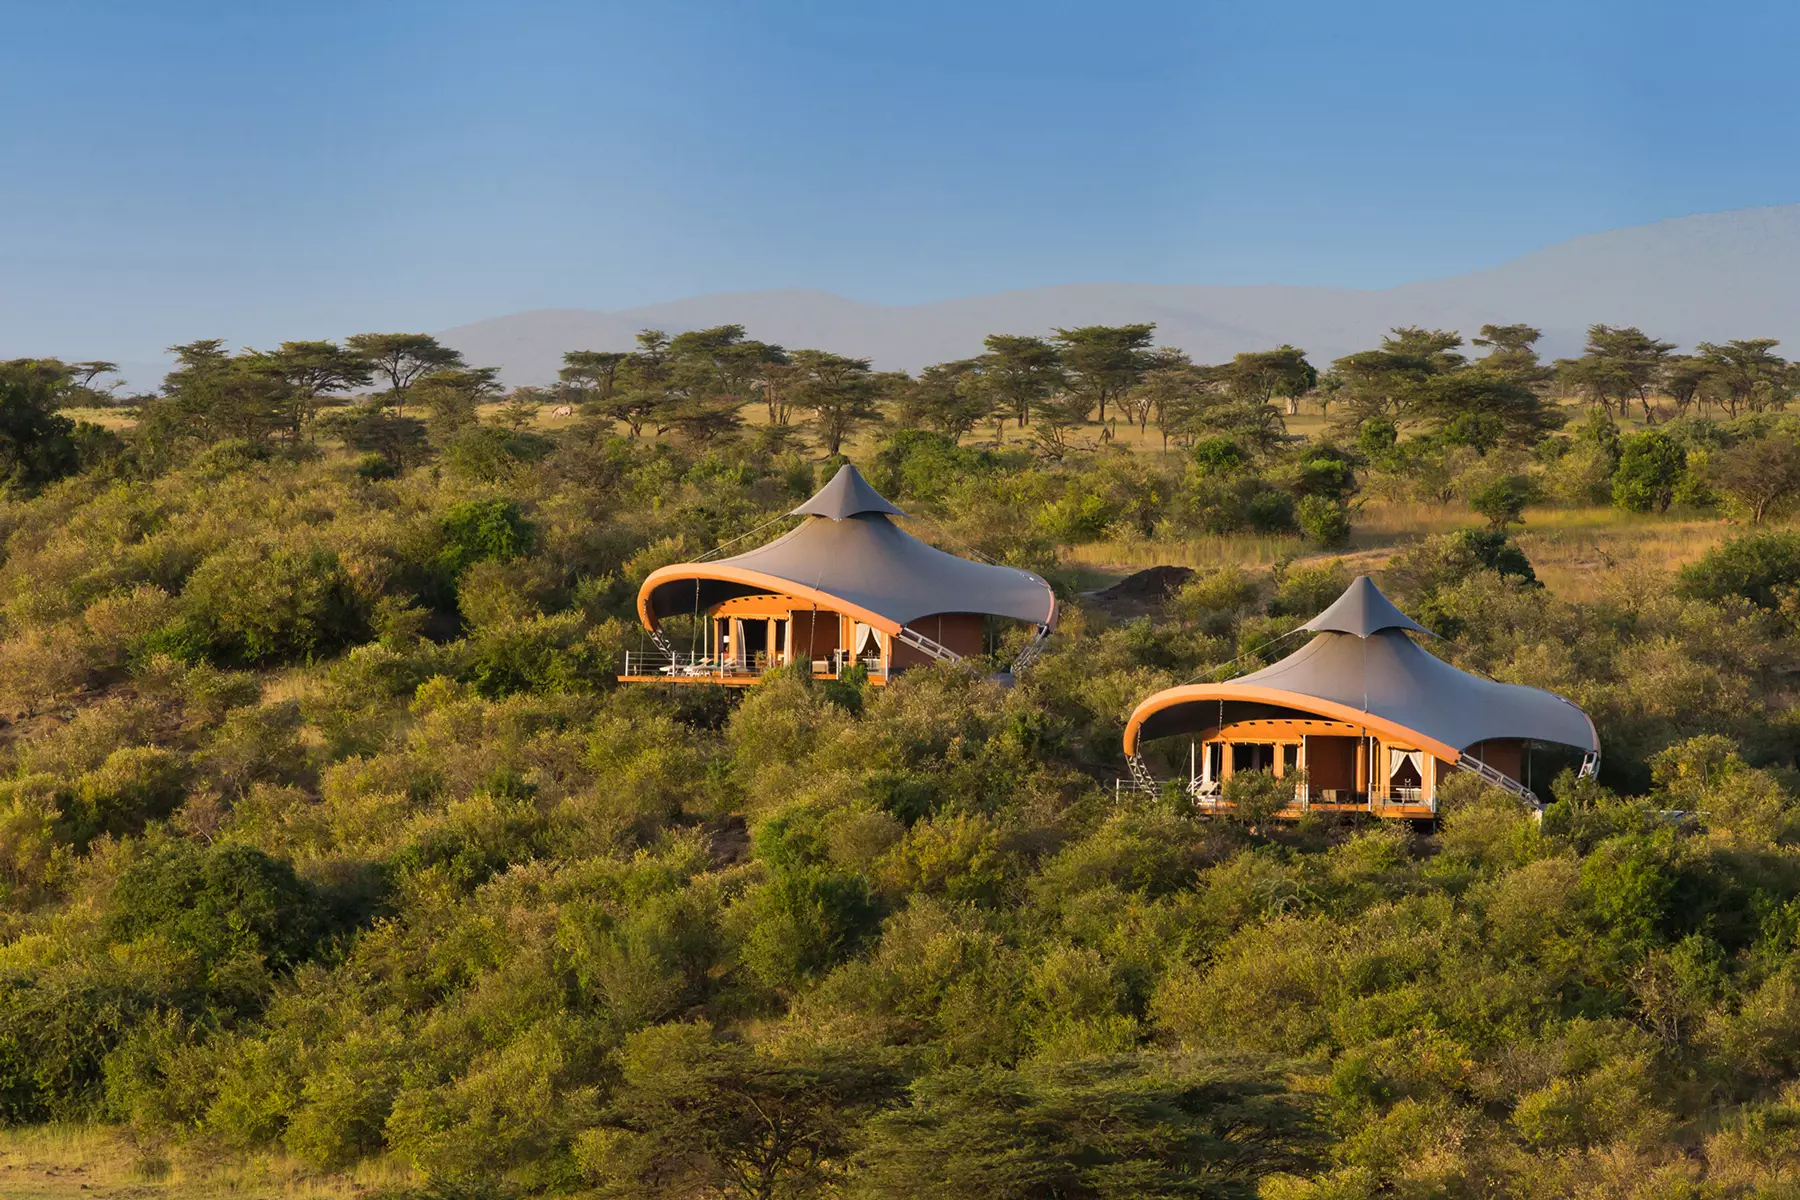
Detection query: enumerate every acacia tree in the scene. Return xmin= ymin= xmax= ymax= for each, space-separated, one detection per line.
xmin=1696 ymin=339 xmax=1789 ymax=416
xmin=585 ymin=1023 xmax=900 ymax=1200
xmin=1053 ymin=324 xmax=1155 ymax=424
xmin=414 ymin=367 xmax=503 ymax=441
xmin=0 ymin=359 xmax=86 ymax=487
xmin=344 ymin=333 xmax=464 ymax=418
xmin=789 ymin=350 xmax=879 ymax=455
xmin=1215 ymin=345 xmax=1317 ymax=416
xmin=979 ymin=334 xmax=1063 ymax=427
xmin=1413 ymin=371 xmax=1564 ymax=450
xmin=597 ymin=330 xmax=674 ymax=438
xmin=559 ymin=350 xmax=631 ymax=407
xmin=1330 ymin=328 xmax=1461 ymax=427
xmin=1663 ymin=356 xmax=1713 ymax=417
xmin=1471 ymin=323 xmax=1552 ymax=387
xmin=1555 ymin=325 xmax=1674 ymax=423
xmin=897 ymin=359 xmax=992 ymax=442
xmin=254 ymin=340 xmax=373 ymax=437
xmin=1712 ymin=434 xmax=1800 ymax=524
xmin=1133 ymin=363 xmax=1215 ymax=449
xmin=658 ymin=325 xmax=785 ymax=443
xmin=144 ymin=340 xmax=292 ymax=448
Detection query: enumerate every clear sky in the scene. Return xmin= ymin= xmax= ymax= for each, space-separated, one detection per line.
xmin=6 ymin=0 xmax=1800 ymax=361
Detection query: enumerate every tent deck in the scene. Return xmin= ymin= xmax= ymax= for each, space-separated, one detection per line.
xmin=619 ymin=650 xmax=891 ymax=687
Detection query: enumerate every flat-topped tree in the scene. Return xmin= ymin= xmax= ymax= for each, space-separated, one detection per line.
xmin=896 ymin=359 xmax=991 ymax=443
xmin=344 ymin=333 xmax=464 ymax=418
xmin=1696 ymin=339 xmax=1789 ymax=416
xmin=1554 ymin=325 xmax=1674 ymax=424
xmin=1053 ymin=323 xmax=1155 ymax=424
xmin=1216 ymin=345 xmax=1317 ymax=417
xmin=980 ymin=334 xmax=1064 ymax=427
xmin=150 ymin=340 xmax=291 ymax=447
xmin=559 ymin=350 xmax=630 ymax=402
xmin=789 ymin=350 xmax=879 ymax=455
xmin=1472 ymin=323 xmax=1552 ymax=387
xmin=254 ymin=341 xmax=374 ymax=434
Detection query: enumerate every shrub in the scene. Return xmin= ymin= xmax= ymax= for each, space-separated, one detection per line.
xmin=1612 ymin=429 xmax=1686 ymax=513
xmin=1245 ymin=486 xmax=1298 ymax=534
xmin=107 ymin=841 xmax=326 ymax=981
xmin=736 ymin=861 xmax=881 ymax=993
xmin=1191 ymin=437 xmax=1247 ymax=475
xmin=1222 ymin=767 xmax=1294 ymax=828
xmin=438 ymin=497 xmax=535 ymax=578
xmin=161 ymin=538 xmax=369 ymax=667
xmin=1296 ymin=495 xmax=1351 ymax=547
xmin=1678 ymin=530 xmax=1800 ymax=611
xmin=1468 ymin=473 xmax=1537 ymax=529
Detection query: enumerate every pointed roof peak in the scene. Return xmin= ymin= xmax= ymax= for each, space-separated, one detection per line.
xmin=790 ymin=463 xmax=906 ymax=520
xmin=1302 ymin=574 xmax=1432 ymax=638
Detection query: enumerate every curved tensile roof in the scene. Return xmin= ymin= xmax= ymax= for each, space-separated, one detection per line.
xmin=1123 ymin=576 xmax=1598 ymax=763
xmin=638 ymin=465 xmax=1057 ymax=636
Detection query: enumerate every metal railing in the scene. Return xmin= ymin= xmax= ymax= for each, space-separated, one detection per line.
xmin=621 ymin=649 xmax=888 ymax=682
xmin=1113 ymin=774 xmax=1443 ymax=817
xmin=1453 ymin=755 xmax=1539 ymax=807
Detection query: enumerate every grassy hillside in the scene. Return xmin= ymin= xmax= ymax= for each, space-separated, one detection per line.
xmin=7 ymin=346 xmax=1800 ymax=1197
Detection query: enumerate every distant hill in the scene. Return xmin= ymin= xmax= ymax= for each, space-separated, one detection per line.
xmin=437 ymin=205 xmax=1800 ymax=385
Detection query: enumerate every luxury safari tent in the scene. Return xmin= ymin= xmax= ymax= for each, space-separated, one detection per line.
xmin=1122 ymin=575 xmax=1599 ymax=818
xmin=623 ymin=464 xmax=1057 ymax=685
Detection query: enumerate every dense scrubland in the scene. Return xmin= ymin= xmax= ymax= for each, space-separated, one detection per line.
xmin=5 ymin=319 xmax=1800 ymax=1198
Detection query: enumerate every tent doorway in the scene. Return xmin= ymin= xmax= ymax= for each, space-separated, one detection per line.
xmin=1388 ymin=748 xmax=1424 ymax=795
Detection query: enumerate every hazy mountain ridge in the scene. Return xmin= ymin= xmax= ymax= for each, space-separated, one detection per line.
xmin=88 ymin=205 xmax=1800 ymax=392
xmin=437 ymin=205 xmax=1800 ymax=386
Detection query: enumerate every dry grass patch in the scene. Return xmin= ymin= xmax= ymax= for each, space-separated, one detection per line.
xmin=0 ymin=1125 xmax=414 ymax=1200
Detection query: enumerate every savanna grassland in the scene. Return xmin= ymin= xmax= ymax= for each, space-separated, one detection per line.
xmin=5 ymin=320 xmax=1800 ymax=1200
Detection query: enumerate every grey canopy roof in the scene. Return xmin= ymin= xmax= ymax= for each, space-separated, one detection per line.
xmin=792 ymin=464 xmax=906 ymax=519
xmin=1303 ymin=574 xmax=1432 ymax=637
xmin=1128 ymin=576 xmax=1597 ymax=758
xmin=641 ymin=465 xmax=1056 ymax=631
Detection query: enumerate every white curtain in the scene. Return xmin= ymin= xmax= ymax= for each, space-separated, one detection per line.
xmin=853 ymin=622 xmax=881 ymax=657
xmin=1388 ymin=748 xmax=1424 ymax=779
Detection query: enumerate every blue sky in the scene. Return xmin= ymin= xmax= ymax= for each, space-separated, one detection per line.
xmin=5 ymin=0 xmax=1800 ymax=360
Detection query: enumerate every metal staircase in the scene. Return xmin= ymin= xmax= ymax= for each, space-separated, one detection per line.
xmin=1010 ymin=624 xmax=1051 ymax=675
xmin=1453 ymin=755 xmax=1540 ymax=807
xmin=1124 ymin=753 xmax=1159 ymax=793
xmin=892 ymin=626 xmax=961 ymax=664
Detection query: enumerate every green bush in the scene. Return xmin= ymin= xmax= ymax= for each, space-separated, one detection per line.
xmin=1296 ymin=495 xmax=1351 ymax=546
xmin=1678 ymin=530 xmax=1800 ymax=611
xmin=1612 ymin=429 xmax=1687 ymax=513
xmin=1469 ymin=473 xmax=1538 ymax=529
xmin=107 ymin=841 xmax=326 ymax=981
xmin=158 ymin=538 xmax=369 ymax=667
xmin=438 ymin=497 xmax=535 ymax=578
